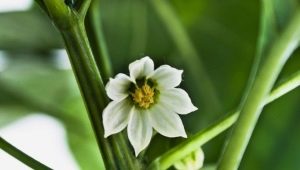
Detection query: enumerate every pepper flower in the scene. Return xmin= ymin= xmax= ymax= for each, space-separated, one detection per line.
xmin=103 ymin=56 xmax=197 ymax=156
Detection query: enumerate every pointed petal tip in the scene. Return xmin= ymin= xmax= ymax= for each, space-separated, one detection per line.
xmin=104 ymin=132 xmax=112 ymax=138
xmin=127 ymin=108 xmax=152 ymax=158
xmin=104 ymin=134 xmax=109 ymax=138
xmin=181 ymin=131 xmax=188 ymax=138
xmin=160 ymin=88 xmax=198 ymax=114
xmin=192 ymin=105 xmax=198 ymax=112
xmin=133 ymin=144 xmax=149 ymax=157
xmin=134 ymin=150 xmax=140 ymax=157
xmin=132 ymin=144 xmax=146 ymax=157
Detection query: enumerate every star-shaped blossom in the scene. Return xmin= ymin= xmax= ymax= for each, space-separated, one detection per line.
xmin=103 ymin=56 xmax=197 ymax=156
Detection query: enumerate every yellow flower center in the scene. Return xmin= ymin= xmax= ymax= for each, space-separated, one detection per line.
xmin=131 ymin=83 xmax=155 ymax=109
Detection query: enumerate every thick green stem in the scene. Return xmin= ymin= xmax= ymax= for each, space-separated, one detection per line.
xmin=218 ymin=9 xmax=300 ymax=170
xmin=240 ymin=0 xmax=277 ymax=106
xmin=61 ymin=20 xmax=117 ymax=169
xmin=148 ymin=69 xmax=300 ymax=170
xmin=0 ymin=137 xmax=51 ymax=170
xmin=35 ymin=1 xmax=139 ymax=169
xmin=86 ymin=0 xmax=112 ymax=81
xmin=85 ymin=0 xmax=139 ymax=168
xmin=61 ymin=20 xmax=139 ymax=170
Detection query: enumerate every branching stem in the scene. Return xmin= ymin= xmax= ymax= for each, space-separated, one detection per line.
xmin=218 ymin=8 xmax=300 ymax=170
xmin=0 ymin=137 xmax=52 ymax=170
xmin=148 ymin=69 xmax=300 ymax=170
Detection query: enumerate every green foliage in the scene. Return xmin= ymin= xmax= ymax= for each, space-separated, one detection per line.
xmin=1 ymin=0 xmax=300 ymax=169
xmin=0 ymin=8 xmax=62 ymax=51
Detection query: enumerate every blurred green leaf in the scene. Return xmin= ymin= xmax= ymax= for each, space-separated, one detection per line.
xmin=65 ymin=97 xmax=104 ymax=170
xmin=0 ymin=54 xmax=103 ymax=169
xmin=0 ymin=105 xmax=31 ymax=128
xmin=0 ymin=9 xmax=62 ymax=51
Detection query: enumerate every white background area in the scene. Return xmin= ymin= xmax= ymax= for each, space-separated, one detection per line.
xmin=0 ymin=0 xmax=33 ymax=12
xmin=0 ymin=114 xmax=79 ymax=170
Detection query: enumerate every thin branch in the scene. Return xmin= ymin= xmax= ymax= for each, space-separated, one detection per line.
xmin=0 ymin=137 xmax=52 ymax=170
xmin=266 ymin=70 xmax=300 ymax=103
xmin=78 ymin=0 xmax=92 ymax=18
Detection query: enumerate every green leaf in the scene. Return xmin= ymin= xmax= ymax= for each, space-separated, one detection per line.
xmin=0 ymin=9 xmax=62 ymax=51
xmin=0 ymin=54 xmax=103 ymax=169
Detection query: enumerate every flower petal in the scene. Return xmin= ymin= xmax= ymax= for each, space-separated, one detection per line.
xmin=103 ymin=99 xmax=133 ymax=137
xmin=129 ymin=56 xmax=154 ymax=80
xmin=148 ymin=103 xmax=187 ymax=138
xmin=105 ymin=73 xmax=132 ymax=101
xmin=160 ymin=88 xmax=198 ymax=115
xmin=148 ymin=65 xmax=183 ymax=89
xmin=127 ymin=107 xmax=152 ymax=156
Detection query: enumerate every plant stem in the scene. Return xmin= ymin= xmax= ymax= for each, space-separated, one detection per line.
xmin=217 ymin=9 xmax=300 ymax=170
xmin=85 ymin=1 xmax=139 ymax=168
xmin=150 ymin=0 xmax=222 ymax=115
xmin=147 ymin=69 xmax=300 ymax=170
xmin=86 ymin=0 xmax=112 ymax=82
xmin=60 ymin=20 xmax=118 ymax=169
xmin=266 ymin=70 xmax=300 ymax=103
xmin=0 ymin=137 xmax=52 ymax=170
xmin=35 ymin=1 xmax=139 ymax=169
xmin=148 ymin=111 xmax=238 ymax=170
xmin=61 ymin=16 xmax=139 ymax=170
xmin=240 ymin=0 xmax=277 ymax=106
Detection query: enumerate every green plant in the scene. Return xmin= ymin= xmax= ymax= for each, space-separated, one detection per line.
xmin=1 ymin=0 xmax=300 ymax=170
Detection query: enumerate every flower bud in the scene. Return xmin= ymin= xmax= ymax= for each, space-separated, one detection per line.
xmin=174 ymin=147 xmax=204 ymax=170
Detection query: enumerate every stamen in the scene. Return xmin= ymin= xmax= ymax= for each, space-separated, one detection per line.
xmin=131 ymin=83 xmax=155 ymax=109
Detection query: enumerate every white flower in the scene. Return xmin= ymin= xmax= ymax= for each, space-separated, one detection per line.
xmin=103 ymin=56 xmax=198 ymax=156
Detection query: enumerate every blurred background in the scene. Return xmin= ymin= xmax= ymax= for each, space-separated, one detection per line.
xmin=1 ymin=0 xmax=300 ymax=169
